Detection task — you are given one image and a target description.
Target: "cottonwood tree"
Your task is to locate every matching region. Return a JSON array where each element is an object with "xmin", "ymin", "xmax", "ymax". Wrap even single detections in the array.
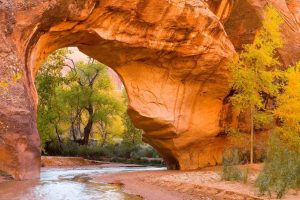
[
  {"xmin": 37, "ymin": 49, "xmax": 126, "ymax": 149},
  {"xmin": 274, "ymin": 62, "xmax": 300, "ymax": 151},
  {"xmin": 35, "ymin": 49, "xmax": 70, "ymax": 151},
  {"xmin": 96, "ymin": 115, "xmax": 124, "ymax": 146},
  {"xmin": 62, "ymin": 60, "xmax": 125, "ymax": 145},
  {"xmin": 229, "ymin": 6, "xmax": 284, "ymax": 164},
  {"xmin": 256, "ymin": 62, "xmax": 300, "ymax": 198}
]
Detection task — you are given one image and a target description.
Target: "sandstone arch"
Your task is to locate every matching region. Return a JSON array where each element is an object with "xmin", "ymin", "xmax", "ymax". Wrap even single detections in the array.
[{"xmin": 0, "ymin": 0, "xmax": 299, "ymax": 180}]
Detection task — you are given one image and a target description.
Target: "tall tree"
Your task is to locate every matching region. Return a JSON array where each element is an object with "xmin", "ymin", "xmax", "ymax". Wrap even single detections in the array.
[
  {"xmin": 96, "ymin": 115, "xmax": 124, "ymax": 146},
  {"xmin": 229, "ymin": 6, "xmax": 284, "ymax": 164},
  {"xmin": 35, "ymin": 49, "xmax": 70, "ymax": 150},
  {"xmin": 274, "ymin": 62, "xmax": 300, "ymax": 151},
  {"xmin": 256, "ymin": 62, "xmax": 300, "ymax": 198},
  {"xmin": 37, "ymin": 49, "xmax": 126, "ymax": 148},
  {"xmin": 62, "ymin": 60, "xmax": 125, "ymax": 145}
]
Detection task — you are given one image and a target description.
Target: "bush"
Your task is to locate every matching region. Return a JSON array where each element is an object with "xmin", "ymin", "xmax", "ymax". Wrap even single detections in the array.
[
  {"xmin": 256, "ymin": 134, "xmax": 300, "ymax": 198},
  {"xmin": 131, "ymin": 145, "xmax": 160, "ymax": 159},
  {"xmin": 61, "ymin": 140, "xmax": 80, "ymax": 156},
  {"xmin": 45, "ymin": 140, "xmax": 65, "ymax": 155},
  {"xmin": 45, "ymin": 140, "xmax": 105, "ymax": 159},
  {"xmin": 222, "ymin": 148, "xmax": 248, "ymax": 183},
  {"xmin": 43, "ymin": 139, "xmax": 162, "ymax": 165},
  {"xmin": 77, "ymin": 145, "xmax": 105, "ymax": 159},
  {"xmin": 112, "ymin": 143, "xmax": 137, "ymax": 158}
]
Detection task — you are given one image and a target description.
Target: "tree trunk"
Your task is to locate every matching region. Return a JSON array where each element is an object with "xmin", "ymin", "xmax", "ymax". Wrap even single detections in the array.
[
  {"xmin": 99, "ymin": 122, "xmax": 108, "ymax": 147},
  {"xmin": 55, "ymin": 125, "xmax": 63, "ymax": 151},
  {"xmin": 83, "ymin": 104, "xmax": 93, "ymax": 145},
  {"xmin": 70, "ymin": 121, "xmax": 77, "ymax": 141},
  {"xmin": 101, "ymin": 132, "xmax": 107, "ymax": 147},
  {"xmin": 250, "ymin": 108, "xmax": 254, "ymax": 164}
]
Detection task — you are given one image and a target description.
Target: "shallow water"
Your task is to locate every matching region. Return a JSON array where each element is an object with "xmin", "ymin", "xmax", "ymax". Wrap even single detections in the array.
[{"xmin": 0, "ymin": 166, "xmax": 164, "ymax": 200}]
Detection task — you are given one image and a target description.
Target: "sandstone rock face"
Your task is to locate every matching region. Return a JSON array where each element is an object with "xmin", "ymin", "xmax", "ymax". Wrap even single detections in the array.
[
  {"xmin": 222, "ymin": 0, "xmax": 300, "ymax": 65},
  {"xmin": 0, "ymin": 0, "xmax": 299, "ymax": 179}
]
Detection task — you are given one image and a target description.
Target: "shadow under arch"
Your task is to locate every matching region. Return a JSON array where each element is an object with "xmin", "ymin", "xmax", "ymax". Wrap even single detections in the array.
[{"xmin": 27, "ymin": 26, "xmax": 184, "ymax": 174}]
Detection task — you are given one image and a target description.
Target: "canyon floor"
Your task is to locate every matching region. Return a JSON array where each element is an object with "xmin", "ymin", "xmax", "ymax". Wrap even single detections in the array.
[
  {"xmin": 93, "ymin": 164, "xmax": 300, "ymax": 200},
  {"xmin": 1, "ymin": 157, "xmax": 300, "ymax": 200}
]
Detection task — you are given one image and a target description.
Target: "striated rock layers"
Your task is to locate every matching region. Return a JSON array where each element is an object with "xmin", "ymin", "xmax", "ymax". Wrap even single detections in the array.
[{"xmin": 0, "ymin": 0, "xmax": 299, "ymax": 180}]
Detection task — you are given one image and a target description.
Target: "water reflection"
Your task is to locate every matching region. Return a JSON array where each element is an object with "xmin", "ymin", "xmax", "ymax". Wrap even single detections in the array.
[{"xmin": 0, "ymin": 167, "xmax": 164, "ymax": 200}]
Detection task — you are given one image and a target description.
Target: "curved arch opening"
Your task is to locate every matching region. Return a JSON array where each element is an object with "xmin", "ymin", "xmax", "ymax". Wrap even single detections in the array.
[
  {"xmin": 35, "ymin": 47, "xmax": 163, "ymax": 167},
  {"xmin": 24, "ymin": 22, "xmax": 185, "ymax": 173}
]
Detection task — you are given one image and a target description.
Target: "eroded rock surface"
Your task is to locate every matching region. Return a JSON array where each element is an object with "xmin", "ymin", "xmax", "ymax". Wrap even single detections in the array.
[{"xmin": 0, "ymin": 0, "xmax": 299, "ymax": 179}]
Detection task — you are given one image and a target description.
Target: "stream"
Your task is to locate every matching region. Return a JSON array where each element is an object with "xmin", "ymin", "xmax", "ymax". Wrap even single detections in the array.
[{"xmin": 0, "ymin": 166, "xmax": 164, "ymax": 200}]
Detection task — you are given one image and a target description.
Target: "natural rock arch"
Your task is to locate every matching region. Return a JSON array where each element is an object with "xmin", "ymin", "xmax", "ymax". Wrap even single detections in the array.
[{"xmin": 0, "ymin": 0, "xmax": 299, "ymax": 180}]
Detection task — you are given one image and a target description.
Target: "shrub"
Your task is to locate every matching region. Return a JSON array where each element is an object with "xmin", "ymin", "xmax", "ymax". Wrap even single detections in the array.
[
  {"xmin": 131, "ymin": 145, "xmax": 160, "ymax": 159},
  {"xmin": 45, "ymin": 140, "xmax": 65, "ymax": 155},
  {"xmin": 241, "ymin": 167, "xmax": 249, "ymax": 184},
  {"xmin": 222, "ymin": 148, "xmax": 248, "ymax": 183},
  {"xmin": 78, "ymin": 145, "xmax": 105, "ymax": 159},
  {"xmin": 256, "ymin": 134, "xmax": 300, "ymax": 198},
  {"xmin": 120, "ymin": 143, "xmax": 137, "ymax": 158},
  {"xmin": 43, "ymin": 139, "xmax": 162, "ymax": 165},
  {"xmin": 61, "ymin": 141, "xmax": 80, "ymax": 157}
]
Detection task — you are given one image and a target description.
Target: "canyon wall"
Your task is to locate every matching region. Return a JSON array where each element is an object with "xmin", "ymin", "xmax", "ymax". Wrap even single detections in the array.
[{"xmin": 0, "ymin": 0, "xmax": 299, "ymax": 179}]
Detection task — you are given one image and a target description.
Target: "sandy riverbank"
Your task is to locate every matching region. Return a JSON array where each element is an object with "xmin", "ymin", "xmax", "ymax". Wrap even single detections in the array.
[
  {"xmin": 41, "ymin": 156, "xmax": 143, "ymax": 168},
  {"xmin": 92, "ymin": 164, "xmax": 300, "ymax": 200},
  {"xmin": 41, "ymin": 156, "xmax": 106, "ymax": 167}
]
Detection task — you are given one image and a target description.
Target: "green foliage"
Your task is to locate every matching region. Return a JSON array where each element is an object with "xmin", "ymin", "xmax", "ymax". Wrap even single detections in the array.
[
  {"xmin": 274, "ymin": 62, "xmax": 300, "ymax": 150},
  {"xmin": 36, "ymin": 50, "xmax": 127, "ymax": 149},
  {"xmin": 257, "ymin": 62, "xmax": 300, "ymax": 198},
  {"xmin": 226, "ymin": 128, "xmax": 246, "ymax": 142},
  {"xmin": 131, "ymin": 145, "xmax": 160, "ymax": 159},
  {"xmin": 45, "ymin": 139, "xmax": 161, "ymax": 165},
  {"xmin": 36, "ymin": 49, "xmax": 69, "ymax": 151},
  {"xmin": 77, "ymin": 145, "xmax": 105, "ymax": 159},
  {"xmin": 61, "ymin": 60, "xmax": 126, "ymax": 145},
  {"xmin": 222, "ymin": 148, "xmax": 249, "ymax": 183},
  {"xmin": 47, "ymin": 140, "xmax": 105, "ymax": 159},
  {"xmin": 253, "ymin": 111, "xmax": 273, "ymax": 129},
  {"xmin": 107, "ymin": 143, "xmax": 161, "ymax": 165},
  {"xmin": 230, "ymin": 6, "xmax": 283, "ymax": 112},
  {"xmin": 121, "ymin": 90, "xmax": 143, "ymax": 146},
  {"xmin": 256, "ymin": 134, "xmax": 300, "ymax": 198},
  {"xmin": 229, "ymin": 6, "xmax": 284, "ymax": 164}
]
